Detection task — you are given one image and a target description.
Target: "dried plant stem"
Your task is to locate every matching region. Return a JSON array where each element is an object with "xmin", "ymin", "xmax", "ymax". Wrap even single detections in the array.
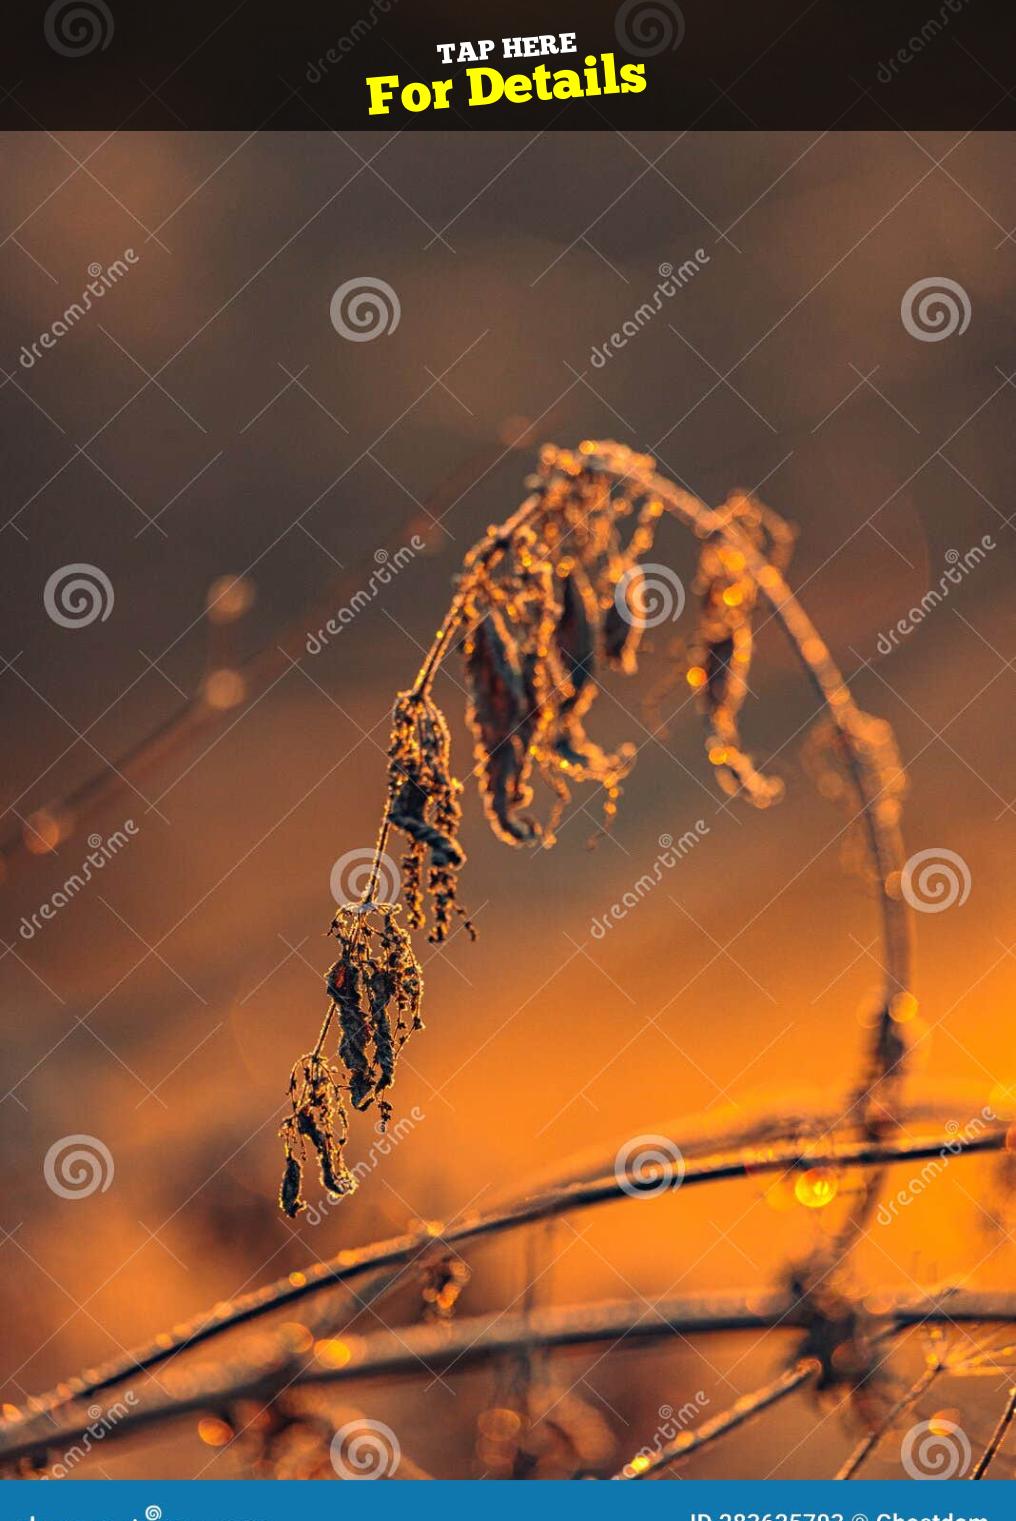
[
  {"xmin": 3, "ymin": 1113, "xmax": 1005, "ymax": 1456},
  {"xmin": 645, "ymin": 468, "xmax": 912, "ymax": 1265},
  {"xmin": 970, "ymin": 1385, "xmax": 1016, "ymax": 1478},
  {"xmin": 834, "ymin": 1357, "xmax": 942, "ymax": 1479},
  {"xmin": 11, "ymin": 1290, "xmax": 1016, "ymax": 1472},
  {"xmin": 282, "ymin": 442, "xmax": 912, "ymax": 1260},
  {"xmin": 512, "ymin": 1087, "xmax": 1006, "ymax": 1197},
  {"xmin": 307, "ymin": 491, "xmax": 543, "ymax": 1066},
  {"xmin": 0, "ymin": 1263, "xmax": 403, "ymax": 1472},
  {"xmin": 617, "ymin": 1358, "xmax": 821, "ymax": 1479}
]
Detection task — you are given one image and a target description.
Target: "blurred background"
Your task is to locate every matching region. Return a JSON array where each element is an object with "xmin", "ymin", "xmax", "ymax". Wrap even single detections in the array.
[{"xmin": 1, "ymin": 129, "xmax": 1015, "ymax": 1478}]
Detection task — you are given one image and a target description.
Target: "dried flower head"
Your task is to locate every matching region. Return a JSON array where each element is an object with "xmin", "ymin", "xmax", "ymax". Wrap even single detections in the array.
[
  {"xmin": 279, "ymin": 439, "xmax": 909, "ymax": 1220},
  {"xmin": 387, "ymin": 690, "xmax": 471, "ymax": 942},
  {"xmin": 279, "ymin": 1054, "xmax": 353, "ymax": 1218}
]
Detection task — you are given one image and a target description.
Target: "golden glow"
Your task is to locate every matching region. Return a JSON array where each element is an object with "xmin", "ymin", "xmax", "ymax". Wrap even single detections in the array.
[
  {"xmin": 314, "ymin": 1337, "xmax": 352, "ymax": 1368},
  {"xmin": 686, "ymin": 665, "xmax": 707, "ymax": 689},
  {"xmin": 280, "ymin": 1321, "xmax": 313, "ymax": 1353},
  {"xmin": 794, "ymin": 1167, "xmax": 838, "ymax": 1209},
  {"xmin": 708, "ymin": 746, "xmax": 728, "ymax": 766},
  {"xmin": 197, "ymin": 1417, "xmax": 233, "ymax": 1448},
  {"xmin": 203, "ymin": 668, "xmax": 246, "ymax": 710},
  {"xmin": 206, "ymin": 574, "xmax": 255, "ymax": 623},
  {"xmin": 721, "ymin": 586, "xmax": 744, "ymax": 608},
  {"xmin": 24, "ymin": 810, "xmax": 63, "ymax": 855},
  {"xmin": 478, "ymin": 1408, "xmax": 522, "ymax": 1439},
  {"xmin": 890, "ymin": 992, "xmax": 919, "ymax": 1023}
]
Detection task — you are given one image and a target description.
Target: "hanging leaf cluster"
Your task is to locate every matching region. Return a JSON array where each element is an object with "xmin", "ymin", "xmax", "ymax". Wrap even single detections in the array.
[{"xmin": 280, "ymin": 441, "xmax": 802, "ymax": 1216}]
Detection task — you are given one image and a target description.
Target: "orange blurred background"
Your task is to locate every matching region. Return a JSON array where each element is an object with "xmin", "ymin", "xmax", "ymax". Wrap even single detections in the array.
[{"xmin": 1, "ymin": 129, "xmax": 1015, "ymax": 1477}]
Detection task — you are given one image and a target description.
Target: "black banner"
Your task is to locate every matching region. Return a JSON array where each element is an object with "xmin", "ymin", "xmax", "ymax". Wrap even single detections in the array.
[{"xmin": 3, "ymin": 0, "xmax": 1013, "ymax": 130}]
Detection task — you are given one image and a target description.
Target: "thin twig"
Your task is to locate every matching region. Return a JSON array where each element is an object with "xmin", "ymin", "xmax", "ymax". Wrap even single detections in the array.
[
  {"xmin": 834, "ymin": 1356, "xmax": 942, "ymax": 1479},
  {"xmin": 1, "ymin": 1114, "xmax": 1006, "ymax": 1455},
  {"xmin": 970, "ymin": 1385, "xmax": 1016, "ymax": 1478},
  {"xmin": 616, "ymin": 1358, "xmax": 821, "ymax": 1479},
  {"xmin": 11, "ymin": 1289, "xmax": 1016, "ymax": 1472}
]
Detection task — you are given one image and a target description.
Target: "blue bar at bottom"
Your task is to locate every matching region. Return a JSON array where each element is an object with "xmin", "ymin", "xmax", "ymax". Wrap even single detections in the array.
[{"xmin": 2, "ymin": 1480, "xmax": 1013, "ymax": 1519}]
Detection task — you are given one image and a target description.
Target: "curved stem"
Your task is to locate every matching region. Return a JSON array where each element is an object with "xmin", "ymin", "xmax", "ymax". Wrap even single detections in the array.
[{"xmin": 643, "ymin": 465, "xmax": 912, "ymax": 1268}]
